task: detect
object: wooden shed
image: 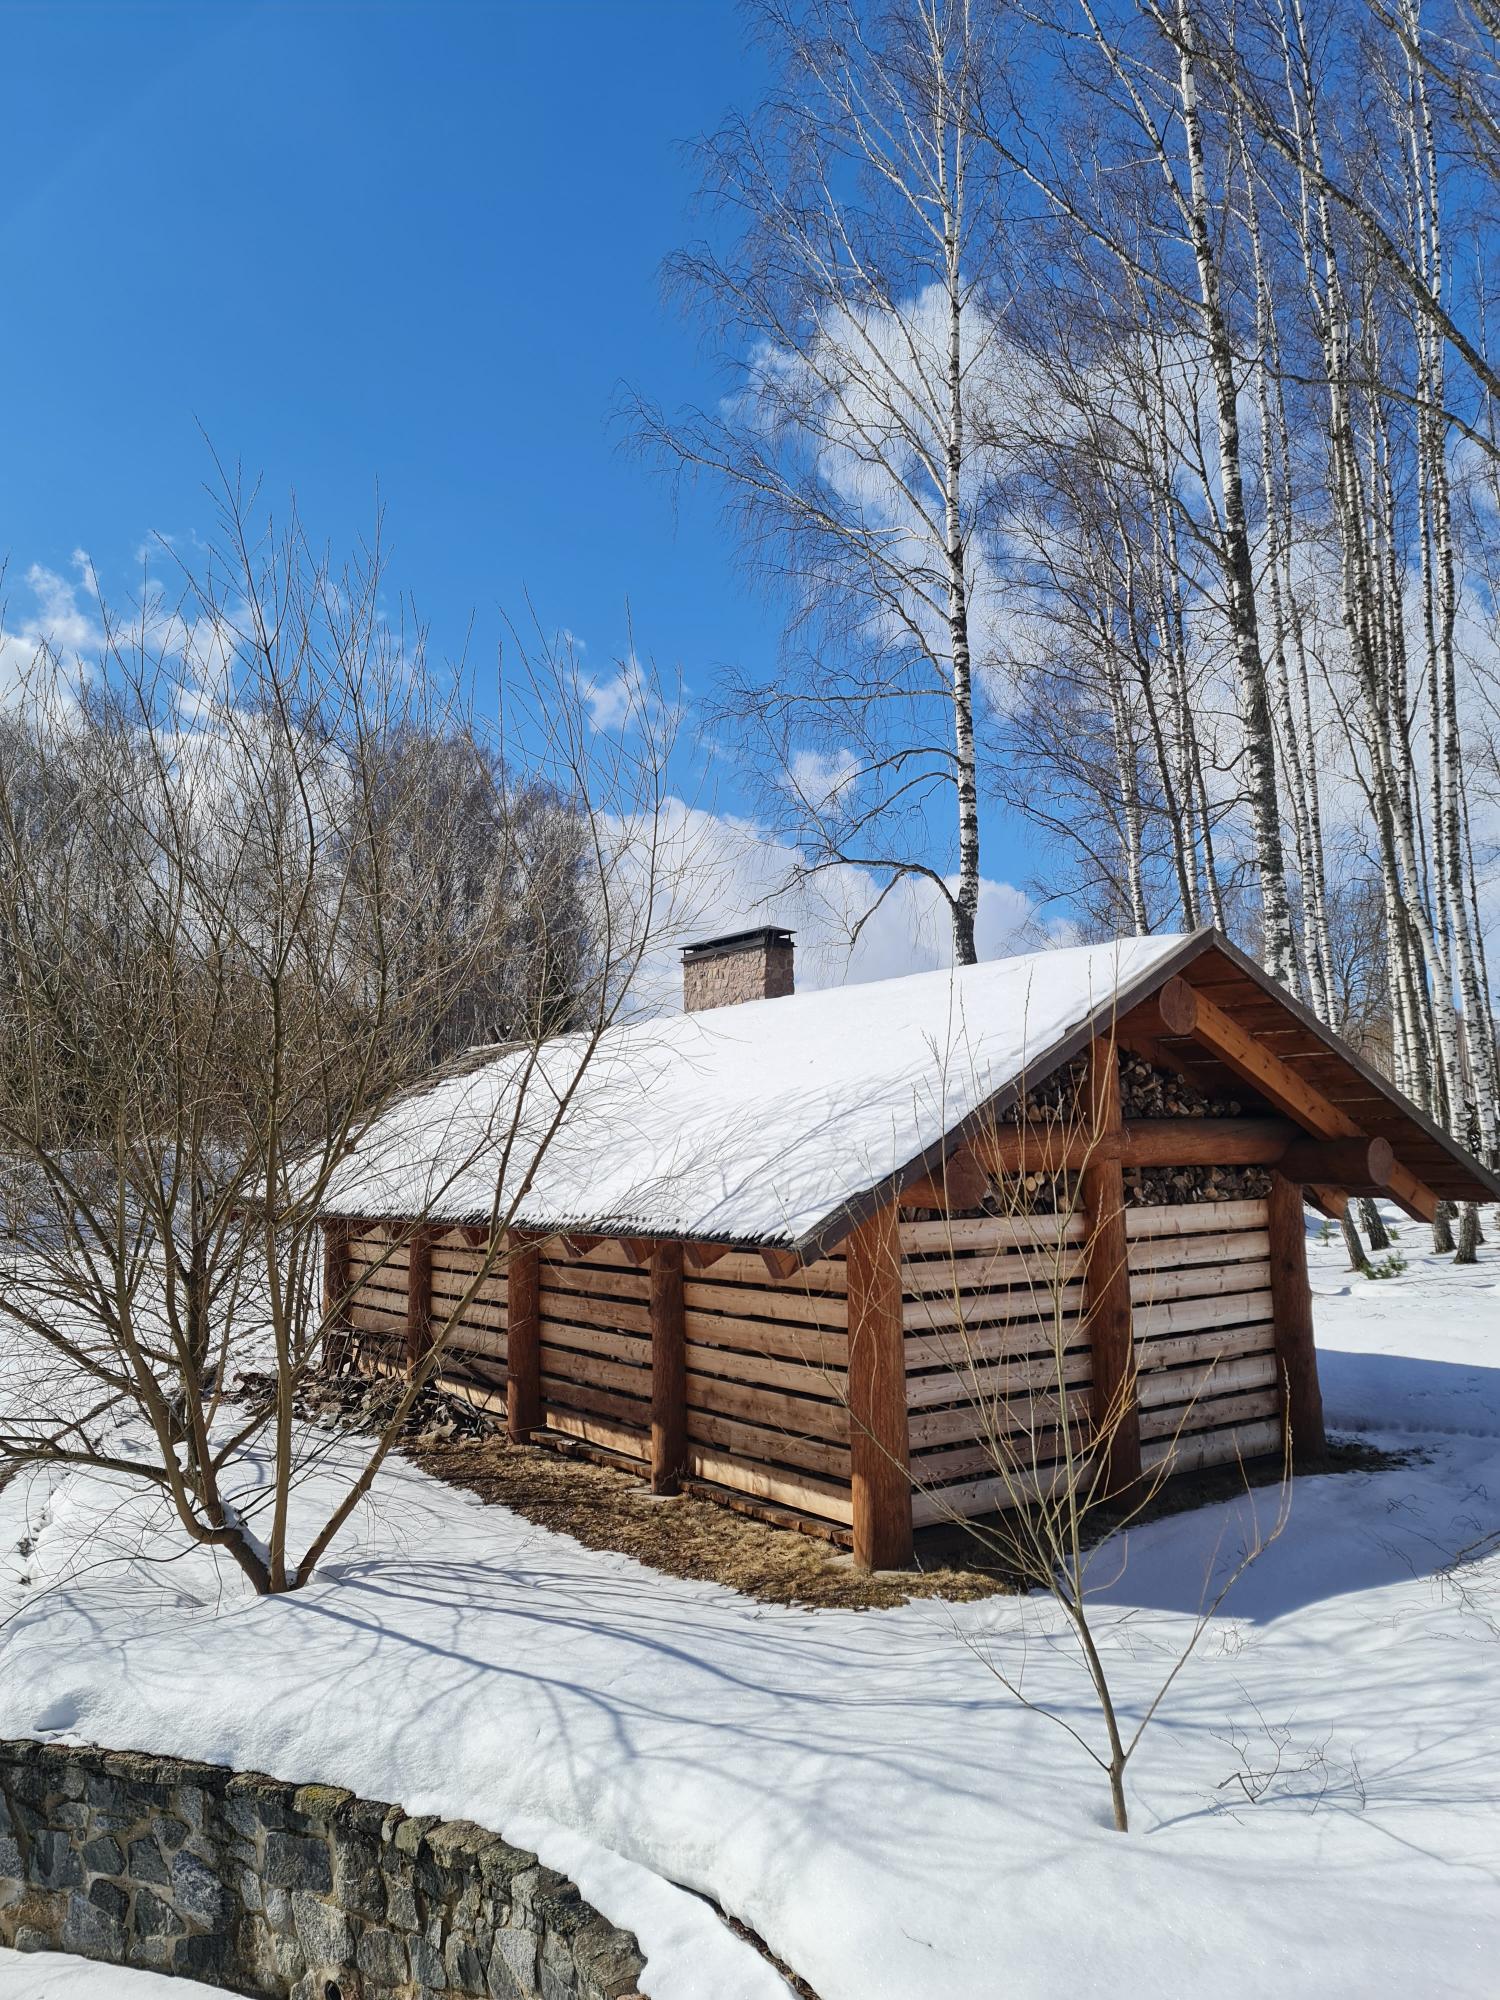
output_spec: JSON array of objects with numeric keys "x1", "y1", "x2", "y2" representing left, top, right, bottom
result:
[{"x1": 318, "y1": 927, "x2": 1500, "y2": 1570}]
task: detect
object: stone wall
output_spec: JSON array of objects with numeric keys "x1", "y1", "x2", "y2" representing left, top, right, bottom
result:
[{"x1": 0, "y1": 1737, "x2": 646, "y2": 2000}]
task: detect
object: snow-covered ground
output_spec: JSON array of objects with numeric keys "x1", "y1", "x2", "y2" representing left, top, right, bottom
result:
[
  {"x1": 0, "y1": 1946, "x2": 222, "y2": 1995},
  {"x1": 1, "y1": 1215, "x2": 1497, "y2": 2000}
]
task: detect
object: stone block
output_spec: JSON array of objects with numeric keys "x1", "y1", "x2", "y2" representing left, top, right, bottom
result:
[
  {"x1": 571, "y1": 1918, "x2": 647, "y2": 2000},
  {"x1": 393, "y1": 1813, "x2": 440, "y2": 1858},
  {"x1": 488, "y1": 1926, "x2": 537, "y2": 1999},
  {"x1": 87, "y1": 1877, "x2": 128, "y2": 1924},
  {"x1": 127, "y1": 1836, "x2": 169, "y2": 1886},
  {"x1": 32, "y1": 1829, "x2": 82, "y2": 1891},
  {"x1": 173, "y1": 1929, "x2": 233, "y2": 1983},
  {"x1": 0, "y1": 1834, "x2": 23, "y2": 1884},
  {"x1": 81, "y1": 1834, "x2": 124, "y2": 1876},
  {"x1": 291, "y1": 1888, "x2": 354, "y2": 1967},
  {"x1": 131, "y1": 1887, "x2": 186, "y2": 1940},
  {"x1": 411, "y1": 1929, "x2": 450, "y2": 1988},
  {"x1": 263, "y1": 1830, "x2": 334, "y2": 1893},
  {"x1": 356, "y1": 1922, "x2": 411, "y2": 1984},
  {"x1": 170, "y1": 1847, "x2": 228, "y2": 1924},
  {"x1": 61, "y1": 1886, "x2": 124, "y2": 1958}
]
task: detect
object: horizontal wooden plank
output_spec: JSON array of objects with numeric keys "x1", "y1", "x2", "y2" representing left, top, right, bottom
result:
[
  {"x1": 1125, "y1": 1199, "x2": 1269, "y2": 1239},
  {"x1": 541, "y1": 1374, "x2": 649, "y2": 1430},
  {"x1": 1133, "y1": 1322, "x2": 1276, "y2": 1371},
  {"x1": 537, "y1": 1259, "x2": 650, "y2": 1304},
  {"x1": 1141, "y1": 1417, "x2": 1284, "y2": 1473},
  {"x1": 430, "y1": 1265, "x2": 508, "y2": 1306},
  {"x1": 540, "y1": 1346, "x2": 650, "y2": 1399},
  {"x1": 1127, "y1": 1228, "x2": 1270, "y2": 1274},
  {"x1": 699, "y1": 1250, "x2": 848, "y2": 1293},
  {"x1": 432, "y1": 1295, "x2": 506, "y2": 1334},
  {"x1": 545, "y1": 1408, "x2": 650, "y2": 1463},
  {"x1": 911, "y1": 1426, "x2": 1088, "y2": 1487},
  {"x1": 900, "y1": 1246, "x2": 1087, "y2": 1297},
  {"x1": 681, "y1": 1310, "x2": 846, "y2": 1367},
  {"x1": 437, "y1": 1323, "x2": 508, "y2": 1361},
  {"x1": 683, "y1": 1339, "x2": 848, "y2": 1401},
  {"x1": 909, "y1": 1384, "x2": 1091, "y2": 1453},
  {"x1": 906, "y1": 1347, "x2": 1093, "y2": 1410},
  {"x1": 347, "y1": 1301, "x2": 406, "y2": 1338},
  {"x1": 539, "y1": 1288, "x2": 653, "y2": 1337},
  {"x1": 903, "y1": 1281, "x2": 1086, "y2": 1333},
  {"x1": 900, "y1": 1213, "x2": 1087, "y2": 1254},
  {"x1": 684, "y1": 1443, "x2": 854, "y2": 1523},
  {"x1": 536, "y1": 1236, "x2": 643, "y2": 1272},
  {"x1": 1132, "y1": 1288, "x2": 1275, "y2": 1340},
  {"x1": 904, "y1": 1316, "x2": 1088, "y2": 1372},
  {"x1": 537, "y1": 1319, "x2": 649, "y2": 1368},
  {"x1": 1137, "y1": 1350, "x2": 1279, "y2": 1412},
  {"x1": 1130, "y1": 1258, "x2": 1273, "y2": 1308},
  {"x1": 684, "y1": 1405, "x2": 853, "y2": 1481},
  {"x1": 1141, "y1": 1386, "x2": 1281, "y2": 1442},
  {"x1": 683, "y1": 1281, "x2": 848, "y2": 1329},
  {"x1": 911, "y1": 1458, "x2": 1077, "y2": 1526},
  {"x1": 684, "y1": 1373, "x2": 849, "y2": 1442}
]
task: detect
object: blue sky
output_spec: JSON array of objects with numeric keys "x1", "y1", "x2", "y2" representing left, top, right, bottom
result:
[{"x1": 0, "y1": 0, "x2": 1045, "y2": 975}]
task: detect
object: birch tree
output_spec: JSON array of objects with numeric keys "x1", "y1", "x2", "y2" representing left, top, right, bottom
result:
[{"x1": 634, "y1": 0, "x2": 1010, "y2": 962}]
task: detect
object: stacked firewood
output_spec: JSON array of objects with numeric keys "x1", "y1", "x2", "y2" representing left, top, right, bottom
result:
[
  {"x1": 1121, "y1": 1163, "x2": 1272, "y2": 1206},
  {"x1": 1007, "y1": 1049, "x2": 1241, "y2": 1122},
  {"x1": 982, "y1": 1049, "x2": 1264, "y2": 1211}
]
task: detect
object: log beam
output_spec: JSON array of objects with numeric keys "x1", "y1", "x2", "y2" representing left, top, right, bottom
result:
[
  {"x1": 649, "y1": 1241, "x2": 687, "y2": 1494},
  {"x1": 1267, "y1": 1173, "x2": 1325, "y2": 1461},
  {"x1": 845, "y1": 1204, "x2": 913, "y2": 1571},
  {"x1": 405, "y1": 1226, "x2": 434, "y2": 1372},
  {"x1": 506, "y1": 1238, "x2": 541, "y2": 1443},
  {"x1": 1177, "y1": 980, "x2": 1441, "y2": 1221},
  {"x1": 1278, "y1": 1135, "x2": 1394, "y2": 1191},
  {"x1": 897, "y1": 1144, "x2": 992, "y2": 1211},
  {"x1": 1079, "y1": 1038, "x2": 1141, "y2": 1495},
  {"x1": 322, "y1": 1221, "x2": 352, "y2": 1370}
]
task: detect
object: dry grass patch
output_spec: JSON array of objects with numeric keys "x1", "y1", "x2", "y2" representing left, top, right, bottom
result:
[{"x1": 405, "y1": 1430, "x2": 1012, "y2": 1609}]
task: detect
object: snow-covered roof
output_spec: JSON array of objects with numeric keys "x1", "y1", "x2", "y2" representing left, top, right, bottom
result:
[{"x1": 317, "y1": 932, "x2": 1190, "y2": 1253}]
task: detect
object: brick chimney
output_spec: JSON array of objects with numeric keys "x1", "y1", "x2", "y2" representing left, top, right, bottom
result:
[{"x1": 681, "y1": 927, "x2": 795, "y2": 1013}]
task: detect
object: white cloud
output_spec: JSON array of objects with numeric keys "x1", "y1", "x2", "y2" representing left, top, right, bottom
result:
[
  {"x1": 0, "y1": 552, "x2": 106, "y2": 694},
  {"x1": 613, "y1": 795, "x2": 1063, "y2": 1016}
]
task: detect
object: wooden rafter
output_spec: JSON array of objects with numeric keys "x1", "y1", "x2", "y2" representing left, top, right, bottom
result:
[{"x1": 1173, "y1": 982, "x2": 1440, "y2": 1222}]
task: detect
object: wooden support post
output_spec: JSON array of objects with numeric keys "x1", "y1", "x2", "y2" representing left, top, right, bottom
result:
[
  {"x1": 322, "y1": 1220, "x2": 351, "y2": 1372},
  {"x1": 845, "y1": 1203, "x2": 913, "y2": 1571},
  {"x1": 1267, "y1": 1173, "x2": 1325, "y2": 1461},
  {"x1": 506, "y1": 1237, "x2": 541, "y2": 1443},
  {"x1": 1080, "y1": 1037, "x2": 1141, "y2": 1496},
  {"x1": 649, "y1": 1241, "x2": 687, "y2": 1494},
  {"x1": 405, "y1": 1227, "x2": 434, "y2": 1373}
]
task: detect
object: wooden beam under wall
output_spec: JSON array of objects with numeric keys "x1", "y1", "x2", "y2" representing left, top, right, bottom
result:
[
  {"x1": 1266, "y1": 1173, "x2": 1325, "y2": 1461},
  {"x1": 1080, "y1": 1037, "x2": 1141, "y2": 1496},
  {"x1": 845, "y1": 1204, "x2": 913, "y2": 1571},
  {"x1": 405, "y1": 1226, "x2": 434, "y2": 1372},
  {"x1": 649, "y1": 1240, "x2": 687, "y2": 1495},
  {"x1": 506, "y1": 1237, "x2": 541, "y2": 1443}
]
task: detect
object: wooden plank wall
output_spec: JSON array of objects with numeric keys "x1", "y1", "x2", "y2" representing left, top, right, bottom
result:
[
  {"x1": 345, "y1": 1224, "x2": 509, "y2": 1397},
  {"x1": 901, "y1": 1212, "x2": 1092, "y2": 1528},
  {"x1": 535, "y1": 1238, "x2": 652, "y2": 1462},
  {"x1": 680, "y1": 1251, "x2": 853, "y2": 1527},
  {"x1": 1127, "y1": 1198, "x2": 1282, "y2": 1473}
]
